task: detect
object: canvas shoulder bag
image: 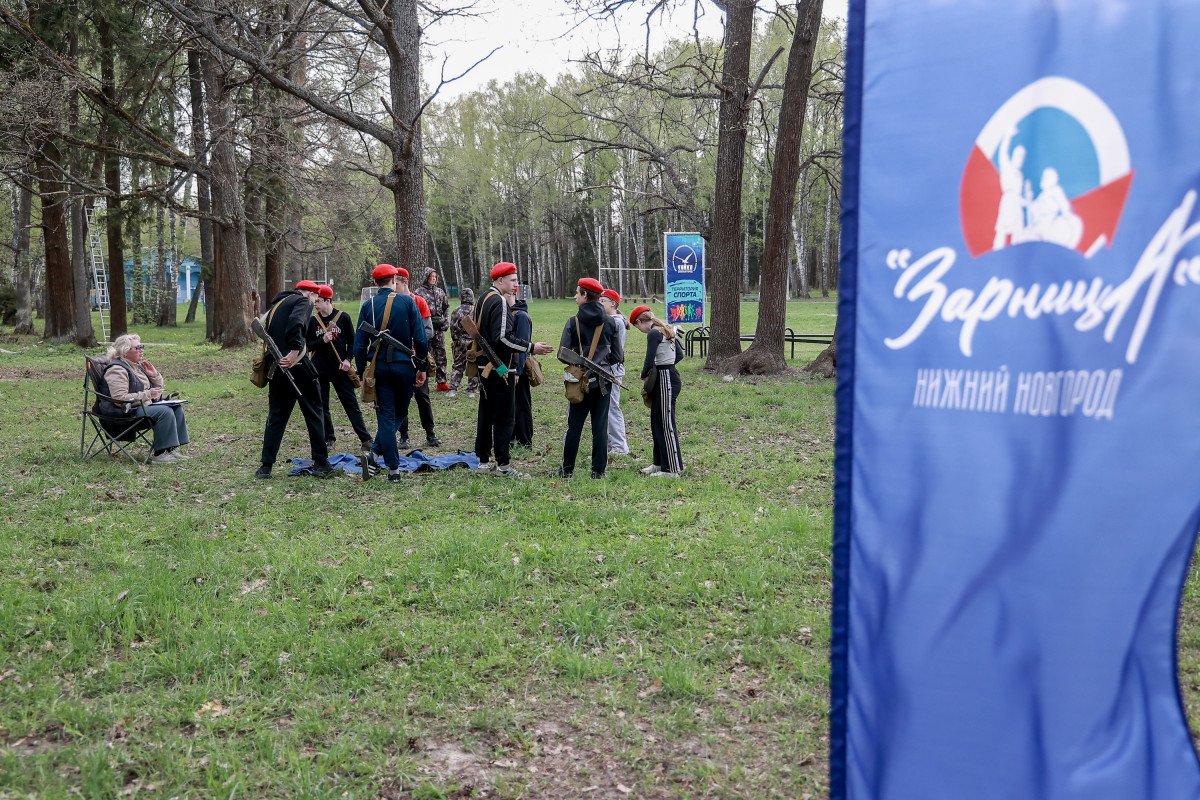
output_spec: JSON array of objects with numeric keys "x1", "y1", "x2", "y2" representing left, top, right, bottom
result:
[
  {"x1": 250, "y1": 301, "x2": 284, "y2": 388},
  {"x1": 564, "y1": 318, "x2": 602, "y2": 404},
  {"x1": 360, "y1": 294, "x2": 396, "y2": 404}
]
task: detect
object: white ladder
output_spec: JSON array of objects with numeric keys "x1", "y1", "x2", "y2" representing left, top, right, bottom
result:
[{"x1": 85, "y1": 205, "x2": 110, "y2": 343}]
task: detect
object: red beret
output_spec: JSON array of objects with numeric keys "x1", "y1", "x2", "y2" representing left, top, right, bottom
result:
[
  {"x1": 601, "y1": 288, "x2": 620, "y2": 305},
  {"x1": 578, "y1": 277, "x2": 604, "y2": 294},
  {"x1": 371, "y1": 264, "x2": 399, "y2": 280},
  {"x1": 491, "y1": 262, "x2": 517, "y2": 280},
  {"x1": 629, "y1": 305, "x2": 652, "y2": 326},
  {"x1": 317, "y1": 285, "x2": 333, "y2": 299},
  {"x1": 296, "y1": 279, "x2": 320, "y2": 292},
  {"x1": 394, "y1": 267, "x2": 409, "y2": 279}
]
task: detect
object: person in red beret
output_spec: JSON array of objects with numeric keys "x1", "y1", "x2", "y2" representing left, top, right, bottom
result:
[
  {"x1": 599, "y1": 288, "x2": 630, "y2": 457},
  {"x1": 307, "y1": 284, "x2": 373, "y2": 453},
  {"x1": 472, "y1": 262, "x2": 553, "y2": 478},
  {"x1": 256, "y1": 279, "x2": 334, "y2": 479},
  {"x1": 354, "y1": 264, "x2": 429, "y2": 481},
  {"x1": 630, "y1": 305, "x2": 685, "y2": 478},
  {"x1": 556, "y1": 277, "x2": 625, "y2": 478},
  {"x1": 393, "y1": 268, "x2": 441, "y2": 448}
]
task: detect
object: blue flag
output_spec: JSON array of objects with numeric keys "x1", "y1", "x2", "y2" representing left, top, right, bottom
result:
[{"x1": 833, "y1": 2, "x2": 1200, "y2": 798}]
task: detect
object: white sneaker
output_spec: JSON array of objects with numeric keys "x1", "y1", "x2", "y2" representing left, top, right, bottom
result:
[
  {"x1": 639, "y1": 464, "x2": 662, "y2": 475},
  {"x1": 477, "y1": 462, "x2": 497, "y2": 473},
  {"x1": 447, "y1": 390, "x2": 457, "y2": 398},
  {"x1": 169, "y1": 449, "x2": 190, "y2": 460},
  {"x1": 649, "y1": 470, "x2": 681, "y2": 479},
  {"x1": 150, "y1": 452, "x2": 178, "y2": 464},
  {"x1": 466, "y1": 391, "x2": 477, "y2": 399}
]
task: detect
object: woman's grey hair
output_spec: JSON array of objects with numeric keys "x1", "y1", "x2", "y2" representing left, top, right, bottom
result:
[{"x1": 106, "y1": 333, "x2": 141, "y2": 361}]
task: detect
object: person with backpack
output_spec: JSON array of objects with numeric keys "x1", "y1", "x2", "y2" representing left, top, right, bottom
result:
[
  {"x1": 415, "y1": 269, "x2": 452, "y2": 391},
  {"x1": 447, "y1": 288, "x2": 479, "y2": 398},
  {"x1": 395, "y1": 270, "x2": 441, "y2": 449},
  {"x1": 100, "y1": 333, "x2": 190, "y2": 464},
  {"x1": 307, "y1": 284, "x2": 373, "y2": 453},
  {"x1": 257, "y1": 280, "x2": 334, "y2": 479},
  {"x1": 354, "y1": 264, "x2": 429, "y2": 482},
  {"x1": 557, "y1": 278, "x2": 625, "y2": 479},
  {"x1": 473, "y1": 262, "x2": 554, "y2": 478},
  {"x1": 629, "y1": 305, "x2": 685, "y2": 478}
]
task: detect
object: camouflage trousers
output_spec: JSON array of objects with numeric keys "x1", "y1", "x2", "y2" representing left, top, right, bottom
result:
[
  {"x1": 428, "y1": 329, "x2": 448, "y2": 384},
  {"x1": 449, "y1": 339, "x2": 479, "y2": 392}
]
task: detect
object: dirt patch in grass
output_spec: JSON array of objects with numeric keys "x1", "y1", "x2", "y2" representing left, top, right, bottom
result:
[{"x1": 406, "y1": 687, "x2": 827, "y2": 799}]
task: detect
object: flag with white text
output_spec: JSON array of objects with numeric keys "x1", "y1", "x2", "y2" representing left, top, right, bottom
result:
[{"x1": 833, "y1": 2, "x2": 1200, "y2": 798}]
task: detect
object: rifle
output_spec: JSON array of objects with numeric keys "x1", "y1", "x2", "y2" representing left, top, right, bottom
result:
[
  {"x1": 459, "y1": 313, "x2": 510, "y2": 379},
  {"x1": 557, "y1": 346, "x2": 626, "y2": 394},
  {"x1": 250, "y1": 316, "x2": 302, "y2": 396},
  {"x1": 358, "y1": 320, "x2": 427, "y2": 370}
]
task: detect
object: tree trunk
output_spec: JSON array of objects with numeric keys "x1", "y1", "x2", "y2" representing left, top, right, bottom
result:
[
  {"x1": 742, "y1": 211, "x2": 750, "y2": 294},
  {"x1": 71, "y1": 200, "x2": 97, "y2": 345},
  {"x1": 154, "y1": 178, "x2": 171, "y2": 326},
  {"x1": 286, "y1": 36, "x2": 307, "y2": 286},
  {"x1": 35, "y1": 142, "x2": 77, "y2": 342},
  {"x1": 12, "y1": 181, "x2": 34, "y2": 335},
  {"x1": 264, "y1": 190, "x2": 282, "y2": 304},
  {"x1": 377, "y1": 0, "x2": 427, "y2": 283},
  {"x1": 449, "y1": 207, "x2": 464, "y2": 293},
  {"x1": 129, "y1": 164, "x2": 147, "y2": 321},
  {"x1": 67, "y1": 32, "x2": 96, "y2": 347},
  {"x1": 185, "y1": 48, "x2": 214, "y2": 331},
  {"x1": 704, "y1": 0, "x2": 756, "y2": 367},
  {"x1": 201, "y1": 50, "x2": 257, "y2": 346},
  {"x1": 793, "y1": 173, "x2": 811, "y2": 299},
  {"x1": 731, "y1": 0, "x2": 823, "y2": 375},
  {"x1": 166, "y1": 207, "x2": 178, "y2": 325},
  {"x1": 821, "y1": 183, "x2": 832, "y2": 297},
  {"x1": 99, "y1": 19, "x2": 127, "y2": 338}
]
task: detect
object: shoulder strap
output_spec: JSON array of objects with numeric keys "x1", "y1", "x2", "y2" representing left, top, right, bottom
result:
[
  {"x1": 588, "y1": 322, "x2": 603, "y2": 359},
  {"x1": 472, "y1": 289, "x2": 501, "y2": 329},
  {"x1": 260, "y1": 298, "x2": 285, "y2": 356},
  {"x1": 370, "y1": 293, "x2": 397, "y2": 362}
]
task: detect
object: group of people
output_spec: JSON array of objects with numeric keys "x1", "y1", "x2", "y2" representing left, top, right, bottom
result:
[{"x1": 105, "y1": 260, "x2": 686, "y2": 481}]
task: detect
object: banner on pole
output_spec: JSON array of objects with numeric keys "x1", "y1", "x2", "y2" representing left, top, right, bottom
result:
[
  {"x1": 663, "y1": 232, "x2": 705, "y2": 324},
  {"x1": 833, "y1": 2, "x2": 1200, "y2": 798}
]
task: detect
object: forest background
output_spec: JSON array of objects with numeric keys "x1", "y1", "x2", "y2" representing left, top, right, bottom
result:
[{"x1": 0, "y1": 0, "x2": 844, "y2": 374}]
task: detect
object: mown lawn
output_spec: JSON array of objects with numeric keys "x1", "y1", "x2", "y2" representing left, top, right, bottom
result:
[{"x1": 0, "y1": 299, "x2": 837, "y2": 800}]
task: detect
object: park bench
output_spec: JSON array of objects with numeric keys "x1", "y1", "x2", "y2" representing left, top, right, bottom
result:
[{"x1": 683, "y1": 326, "x2": 834, "y2": 359}]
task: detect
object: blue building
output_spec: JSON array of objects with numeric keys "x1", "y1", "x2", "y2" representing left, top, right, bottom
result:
[{"x1": 121, "y1": 256, "x2": 203, "y2": 303}]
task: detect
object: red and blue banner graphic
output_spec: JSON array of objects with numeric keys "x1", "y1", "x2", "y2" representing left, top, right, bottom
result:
[
  {"x1": 833, "y1": 2, "x2": 1200, "y2": 798},
  {"x1": 663, "y1": 232, "x2": 705, "y2": 324}
]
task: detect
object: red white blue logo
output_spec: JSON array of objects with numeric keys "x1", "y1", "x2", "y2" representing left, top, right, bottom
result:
[{"x1": 959, "y1": 77, "x2": 1135, "y2": 258}]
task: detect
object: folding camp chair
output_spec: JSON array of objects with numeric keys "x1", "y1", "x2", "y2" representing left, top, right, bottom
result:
[{"x1": 80, "y1": 356, "x2": 154, "y2": 464}]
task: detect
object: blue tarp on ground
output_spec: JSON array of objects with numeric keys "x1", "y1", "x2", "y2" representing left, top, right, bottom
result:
[{"x1": 289, "y1": 450, "x2": 479, "y2": 476}]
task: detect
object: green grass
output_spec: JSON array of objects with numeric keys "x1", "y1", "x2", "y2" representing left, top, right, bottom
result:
[{"x1": 0, "y1": 299, "x2": 837, "y2": 799}]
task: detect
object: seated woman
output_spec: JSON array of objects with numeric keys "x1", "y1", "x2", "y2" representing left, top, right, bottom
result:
[{"x1": 100, "y1": 333, "x2": 190, "y2": 464}]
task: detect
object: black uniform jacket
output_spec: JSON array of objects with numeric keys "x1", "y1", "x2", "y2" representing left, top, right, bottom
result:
[
  {"x1": 307, "y1": 308, "x2": 355, "y2": 374},
  {"x1": 474, "y1": 288, "x2": 532, "y2": 370},
  {"x1": 558, "y1": 301, "x2": 625, "y2": 381},
  {"x1": 264, "y1": 290, "x2": 315, "y2": 371}
]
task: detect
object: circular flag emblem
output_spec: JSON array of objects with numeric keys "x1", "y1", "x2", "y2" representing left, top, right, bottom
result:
[{"x1": 960, "y1": 77, "x2": 1134, "y2": 259}]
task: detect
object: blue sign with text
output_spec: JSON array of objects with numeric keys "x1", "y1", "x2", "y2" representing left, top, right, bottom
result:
[
  {"x1": 833, "y1": 2, "x2": 1200, "y2": 798},
  {"x1": 663, "y1": 232, "x2": 705, "y2": 325}
]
